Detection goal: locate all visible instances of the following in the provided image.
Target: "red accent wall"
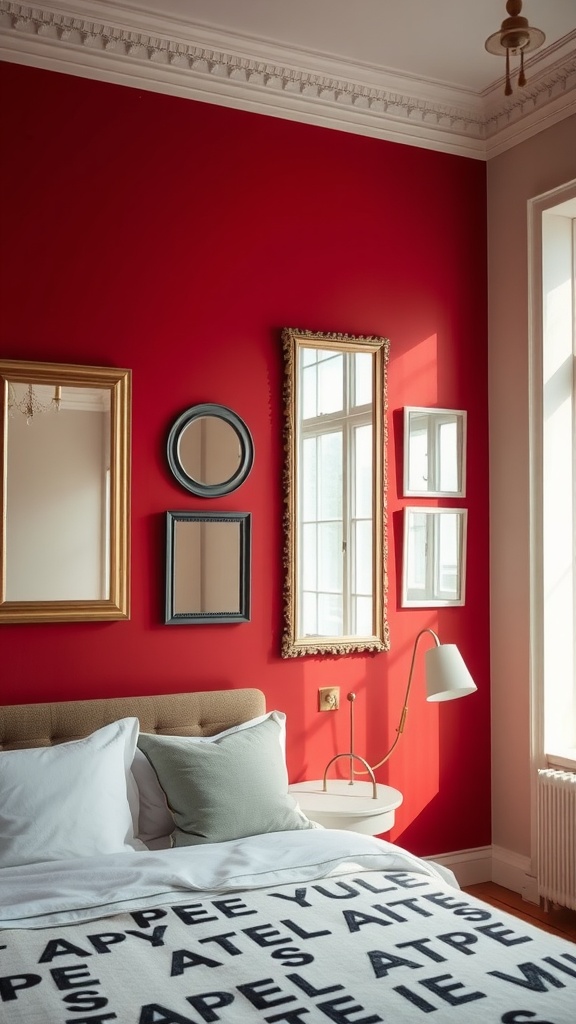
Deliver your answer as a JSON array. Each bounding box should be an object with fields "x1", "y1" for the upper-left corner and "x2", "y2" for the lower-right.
[{"x1": 0, "y1": 62, "x2": 490, "y2": 857}]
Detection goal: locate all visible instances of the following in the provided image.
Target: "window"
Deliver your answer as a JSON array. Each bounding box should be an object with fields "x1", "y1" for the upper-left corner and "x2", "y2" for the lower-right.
[{"x1": 530, "y1": 181, "x2": 576, "y2": 766}]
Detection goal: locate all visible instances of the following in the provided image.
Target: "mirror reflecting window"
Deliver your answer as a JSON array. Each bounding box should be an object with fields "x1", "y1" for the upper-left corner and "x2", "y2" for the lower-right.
[
  {"x1": 0, "y1": 360, "x2": 131, "y2": 623},
  {"x1": 281, "y1": 328, "x2": 390, "y2": 657},
  {"x1": 403, "y1": 407, "x2": 466, "y2": 497},
  {"x1": 167, "y1": 403, "x2": 254, "y2": 497},
  {"x1": 402, "y1": 507, "x2": 467, "y2": 607},
  {"x1": 165, "y1": 511, "x2": 251, "y2": 624}
]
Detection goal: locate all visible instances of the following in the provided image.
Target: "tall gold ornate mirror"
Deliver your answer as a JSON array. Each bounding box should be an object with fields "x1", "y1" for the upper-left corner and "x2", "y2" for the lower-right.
[
  {"x1": 0, "y1": 359, "x2": 131, "y2": 623},
  {"x1": 281, "y1": 328, "x2": 390, "y2": 657}
]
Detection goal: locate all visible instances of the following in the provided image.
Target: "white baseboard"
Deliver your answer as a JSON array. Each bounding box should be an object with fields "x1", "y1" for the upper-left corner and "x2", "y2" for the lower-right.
[
  {"x1": 426, "y1": 846, "x2": 492, "y2": 886},
  {"x1": 426, "y1": 844, "x2": 539, "y2": 903},
  {"x1": 491, "y1": 844, "x2": 539, "y2": 903}
]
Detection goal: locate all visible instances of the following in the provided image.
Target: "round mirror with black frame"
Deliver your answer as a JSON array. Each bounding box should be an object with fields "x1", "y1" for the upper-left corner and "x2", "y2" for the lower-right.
[{"x1": 167, "y1": 403, "x2": 254, "y2": 498}]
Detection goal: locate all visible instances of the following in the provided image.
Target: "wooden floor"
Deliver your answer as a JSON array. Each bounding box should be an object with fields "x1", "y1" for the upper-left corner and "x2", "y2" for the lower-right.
[{"x1": 463, "y1": 882, "x2": 576, "y2": 943}]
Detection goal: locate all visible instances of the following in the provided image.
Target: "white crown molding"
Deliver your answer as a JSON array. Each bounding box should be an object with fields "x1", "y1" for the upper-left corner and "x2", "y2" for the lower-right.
[
  {"x1": 1, "y1": 1, "x2": 575, "y2": 161},
  {"x1": 483, "y1": 45, "x2": 576, "y2": 158}
]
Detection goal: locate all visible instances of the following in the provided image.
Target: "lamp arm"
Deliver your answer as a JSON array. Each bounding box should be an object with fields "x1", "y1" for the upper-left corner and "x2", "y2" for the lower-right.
[{"x1": 355, "y1": 627, "x2": 441, "y2": 774}]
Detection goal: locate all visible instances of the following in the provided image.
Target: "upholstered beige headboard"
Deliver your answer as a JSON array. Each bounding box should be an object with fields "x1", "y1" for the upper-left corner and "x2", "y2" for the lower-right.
[{"x1": 0, "y1": 688, "x2": 266, "y2": 750}]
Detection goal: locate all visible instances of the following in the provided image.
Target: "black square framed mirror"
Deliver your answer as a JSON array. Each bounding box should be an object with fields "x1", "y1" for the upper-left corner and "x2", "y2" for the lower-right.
[{"x1": 165, "y1": 510, "x2": 251, "y2": 624}]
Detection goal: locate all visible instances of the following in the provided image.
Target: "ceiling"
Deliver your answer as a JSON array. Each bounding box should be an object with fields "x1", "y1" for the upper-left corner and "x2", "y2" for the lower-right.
[
  {"x1": 1, "y1": 0, "x2": 575, "y2": 159},
  {"x1": 111, "y1": 0, "x2": 576, "y2": 94}
]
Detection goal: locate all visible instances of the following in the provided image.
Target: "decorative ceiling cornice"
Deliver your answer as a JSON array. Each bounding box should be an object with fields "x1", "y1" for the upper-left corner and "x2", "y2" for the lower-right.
[
  {"x1": 1, "y1": 2, "x2": 575, "y2": 160},
  {"x1": 483, "y1": 41, "x2": 576, "y2": 157}
]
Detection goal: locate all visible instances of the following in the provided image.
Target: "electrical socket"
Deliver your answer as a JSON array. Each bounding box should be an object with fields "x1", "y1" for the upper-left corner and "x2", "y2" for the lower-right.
[{"x1": 318, "y1": 686, "x2": 340, "y2": 711}]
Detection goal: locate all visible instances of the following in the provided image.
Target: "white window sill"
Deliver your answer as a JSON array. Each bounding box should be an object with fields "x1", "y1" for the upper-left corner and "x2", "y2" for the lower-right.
[{"x1": 545, "y1": 749, "x2": 576, "y2": 772}]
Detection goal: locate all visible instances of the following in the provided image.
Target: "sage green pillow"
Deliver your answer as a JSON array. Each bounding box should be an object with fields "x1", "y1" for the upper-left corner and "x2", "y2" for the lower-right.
[{"x1": 137, "y1": 712, "x2": 314, "y2": 847}]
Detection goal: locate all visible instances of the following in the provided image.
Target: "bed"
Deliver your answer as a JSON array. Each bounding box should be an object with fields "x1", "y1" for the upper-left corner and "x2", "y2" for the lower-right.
[{"x1": 1, "y1": 688, "x2": 574, "y2": 1024}]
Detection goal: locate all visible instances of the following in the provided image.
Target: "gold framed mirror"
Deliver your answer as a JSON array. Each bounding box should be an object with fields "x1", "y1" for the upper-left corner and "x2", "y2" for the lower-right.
[
  {"x1": 281, "y1": 328, "x2": 390, "y2": 657},
  {"x1": 0, "y1": 359, "x2": 131, "y2": 623}
]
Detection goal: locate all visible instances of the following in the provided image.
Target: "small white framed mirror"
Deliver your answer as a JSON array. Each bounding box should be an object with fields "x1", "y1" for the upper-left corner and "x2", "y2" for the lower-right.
[
  {"x1": 403, "y1": 407, "x2": 466, "y2": 497},
  {"x1": 402, "y1": 507, "x2": 467, "y2": 607}
]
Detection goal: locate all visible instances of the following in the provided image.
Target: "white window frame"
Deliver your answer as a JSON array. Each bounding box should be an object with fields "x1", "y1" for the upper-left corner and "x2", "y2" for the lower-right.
[{"x1": 528, "y1": 178, "x2": 576, "y2": 777}]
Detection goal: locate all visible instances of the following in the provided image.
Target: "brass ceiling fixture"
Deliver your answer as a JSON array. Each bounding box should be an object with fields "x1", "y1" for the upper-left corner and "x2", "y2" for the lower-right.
[{"x1": 485, "y1": 0, "x2": 545, "y2": 96}]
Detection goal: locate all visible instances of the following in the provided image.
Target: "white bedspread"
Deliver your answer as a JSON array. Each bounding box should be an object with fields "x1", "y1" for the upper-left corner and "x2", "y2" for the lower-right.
[
  {"x1": 1, "y1": 831, "x2": 575, "y2": 1023},
  {"x1": 0, "y1": 830, "x2": 450, "y2": 928}
]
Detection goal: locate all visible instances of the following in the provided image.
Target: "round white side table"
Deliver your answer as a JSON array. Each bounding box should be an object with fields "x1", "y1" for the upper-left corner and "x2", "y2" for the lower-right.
[{"x1": 289, "y1": 779, "x2": 403, "y2": 835}]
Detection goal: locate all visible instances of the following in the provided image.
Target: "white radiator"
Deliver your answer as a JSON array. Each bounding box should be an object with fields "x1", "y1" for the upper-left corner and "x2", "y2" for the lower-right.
[{"x1": 537, "y1": 768, "x2": 576, "y2": 911}]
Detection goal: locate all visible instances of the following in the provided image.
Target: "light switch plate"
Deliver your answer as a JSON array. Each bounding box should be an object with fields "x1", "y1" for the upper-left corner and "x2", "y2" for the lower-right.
[{"x1": 318, "y1": 687, "x2": 340, "y2": 711}]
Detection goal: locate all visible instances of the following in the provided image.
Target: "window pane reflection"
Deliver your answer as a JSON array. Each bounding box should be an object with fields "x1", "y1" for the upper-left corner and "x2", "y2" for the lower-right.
[
  {"x1": 439, "y1": 421, "x2": 458, "y2": 492},
  {"x1": 354, "y1": 595, "x2": 372, "y2": 634},
  {"x1": 438, "y1": 512, "x2": 459, "y2": 598},
  {"x1": 302, "y1": 351, "x2": 343, "y2": 418},
  {"x1": 354, "y1": 519, "x2": 372, "y2": 594},
  {"x1": 318, "y1": 433, "x2": 342, "y2": 519},
  {"x1": 298, "y1": 350, "x2": 373, "y2": 637},
  {"x1": 354, "y1": 424, "x2": 372, "y2": 518},
  {"x1": 318, "y1": 522, "x2": 343, "y2": 592},
  {"x1": 318, "y1": 592, "x2": 343, "y2": 635},
  {"x1": 354, "y1": 352, "x2": 372, "y2": 406}
]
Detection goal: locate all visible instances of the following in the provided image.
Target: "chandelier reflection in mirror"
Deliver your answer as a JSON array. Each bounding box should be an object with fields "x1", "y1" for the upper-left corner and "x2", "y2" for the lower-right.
[
  {"x1": 282, "y1": 328, "x2": 390, "y2": 658},
  {"x1": 8, "y1": 382, "x2": 62, "y2": 423}
]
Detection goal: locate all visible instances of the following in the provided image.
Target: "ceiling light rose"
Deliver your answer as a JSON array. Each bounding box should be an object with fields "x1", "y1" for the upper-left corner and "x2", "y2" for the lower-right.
[{"x1": 485, "y1": 0, "x2": 545, "y2": 96}]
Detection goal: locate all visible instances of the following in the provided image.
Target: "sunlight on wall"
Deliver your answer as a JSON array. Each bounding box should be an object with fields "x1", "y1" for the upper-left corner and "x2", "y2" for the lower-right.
[{"x1": 396, "y1": 334, "x2": 439, "y2": 401}]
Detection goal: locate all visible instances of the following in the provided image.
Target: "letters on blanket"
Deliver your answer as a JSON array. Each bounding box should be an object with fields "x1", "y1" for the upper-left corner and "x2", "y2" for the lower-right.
[{"x1": 1, "y1": 869, "x2": 575, "y2": 1023}]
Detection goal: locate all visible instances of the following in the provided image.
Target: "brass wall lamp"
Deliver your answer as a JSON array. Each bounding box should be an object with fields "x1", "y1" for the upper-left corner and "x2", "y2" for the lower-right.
[{"x1": 323, "y1": 628, "x2": 477, "y2": 798}]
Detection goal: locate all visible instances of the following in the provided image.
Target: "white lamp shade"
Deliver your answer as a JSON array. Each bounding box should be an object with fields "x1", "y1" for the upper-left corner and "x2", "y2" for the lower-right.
[{"x1": 425, "y1": 643, "x2": 477, "y2": 702}]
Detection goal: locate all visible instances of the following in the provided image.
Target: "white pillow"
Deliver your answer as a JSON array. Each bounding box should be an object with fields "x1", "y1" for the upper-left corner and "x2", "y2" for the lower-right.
[{"x1": 0, "y1": 718, "x2": 145, "y2": 868}]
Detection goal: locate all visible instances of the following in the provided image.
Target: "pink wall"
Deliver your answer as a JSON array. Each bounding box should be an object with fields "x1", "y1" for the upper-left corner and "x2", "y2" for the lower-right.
[{"x1": 0, "y1": 62, "x2": 490, "y2": 857}]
